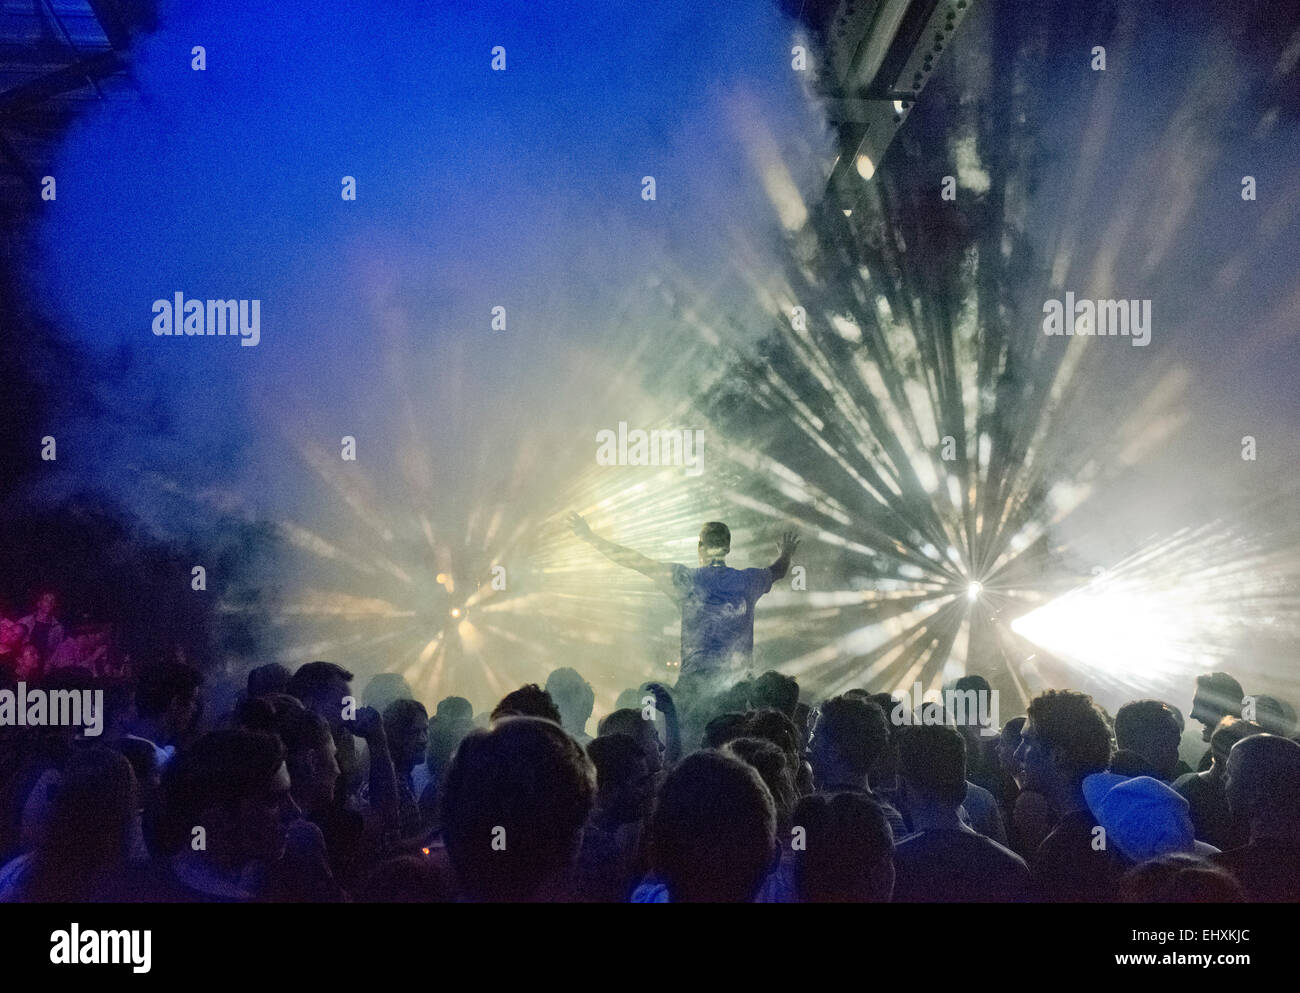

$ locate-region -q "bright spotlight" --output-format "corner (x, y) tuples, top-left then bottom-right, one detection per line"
(1011, 584), (1179, 677)
(966, 581), (982, 601)
(449, 607), (462, 619)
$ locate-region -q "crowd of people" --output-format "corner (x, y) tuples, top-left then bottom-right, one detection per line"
(1, 588), (1299, 903)
(0, 592), (125, 681)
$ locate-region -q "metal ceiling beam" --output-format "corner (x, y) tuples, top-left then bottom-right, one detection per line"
(819, 0), (978, 209)
(84, 0), (133, 50)
(0, 50), (122, 119)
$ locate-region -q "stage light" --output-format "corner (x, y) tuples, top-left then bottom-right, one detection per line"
(966, 581), (982, 601)
(1005, 525), (1298, 709)
(1010, 579), (1188, 680)
(449, 607), (462, 619)
(436, 573), (447, 584)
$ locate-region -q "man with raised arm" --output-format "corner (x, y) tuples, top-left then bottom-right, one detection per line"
(567, 513), (798, 681)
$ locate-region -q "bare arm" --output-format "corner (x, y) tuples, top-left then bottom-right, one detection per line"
(567, 512), (675, 586)
(644, 683), (682, 766)
(769, 530), (800, 581)
(352, 707), (400, 837)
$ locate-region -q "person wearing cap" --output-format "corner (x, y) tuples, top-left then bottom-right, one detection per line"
(1081, 772), (1220, 865)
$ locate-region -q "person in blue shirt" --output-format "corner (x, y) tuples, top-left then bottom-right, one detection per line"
(567, 513), (798, 679)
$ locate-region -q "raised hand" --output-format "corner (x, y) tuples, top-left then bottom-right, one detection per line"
(351, 705), (385, 742)
(566, 511), (593, 540)
(777, 531), (801, 558)
(643, 681), (675, 712)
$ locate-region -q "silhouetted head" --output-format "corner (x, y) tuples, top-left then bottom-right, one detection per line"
(697, 521), (731, 565)
(1016, 690), (1112, 798)
(362, 672), (414, 713)
(725, 736), (797, 830)
(862, 693), (904, 778)
(28, 744), (136, 901)
(287, 661), (354, 730)
(1114, 699), (1182, 780)
(652, 750), (776, 902)
(897, 723), (968, 808)
(435, 695), (473, 722)
(947, 674), (992, 725)
(491, 684), (562, 725)
(160, 729), (295, 869)
(1224, 733), (1300, 835)
(751, 670), (799, 717)
(1251, 695), (1297, 737)
(997, 716), (1026, 776)
(586, 733), (653, 824)
(808, 695), (890, 790)
(383, 698), (429, 773)
(792, 791), (894, 902)
(268, 697), (339, 816)
(1191, 672), (1243, 740)
(952, 674), (992, 695)
(744, 709), (801, 766)
(614, 687), (643, 711)
(597, 707), (664, 774)
(442, 717), (595, 901)
(702, 711), (750, 750)
(426, 714), (475, 773)
(1208, 715), (1262, 770)
(546, 667), (595, 736)
(1120, 853), (1245, 903)
(246, 662), (291, 699)
(135, 660), (203, 744)
(713, 677), (753, 714)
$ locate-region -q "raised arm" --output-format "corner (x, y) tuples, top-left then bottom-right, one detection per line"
(769, 530), (800, 581)
(351, 706), (400, 839)
(567, 512), (675, 585)
(643, 682), (682, 766)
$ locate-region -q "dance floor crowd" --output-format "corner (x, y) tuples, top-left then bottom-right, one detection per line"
(1, 590), (1298, 903)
